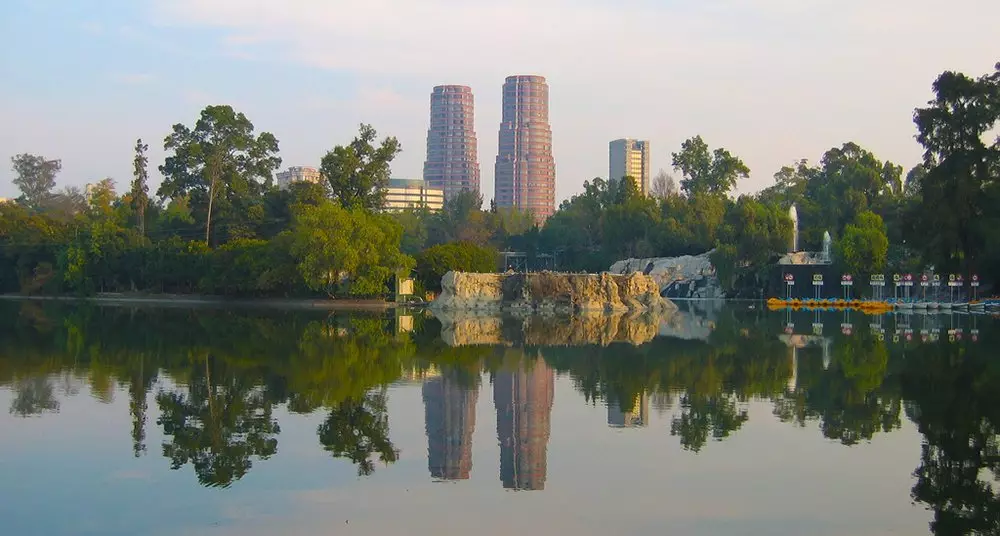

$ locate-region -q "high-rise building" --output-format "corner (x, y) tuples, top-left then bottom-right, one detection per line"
(494, 75), (556, 224)
(275, 166), (323, 189)
(494, 355), (554, 491)
(383, 178), (445, 212)
(609, 139), (651, 195)
(422, 373), (479, 480)
(424, 85), (480, 201)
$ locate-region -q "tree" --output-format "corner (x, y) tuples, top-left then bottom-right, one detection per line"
(10, 154), (61, 209)
(415, 241), (496, 291)
(288, 200), (414, 297)
(427, 189), (493, 247)
(131, 138), (149, 236)
(86, 178), (117, 219)
(650, 169), (677, 199)
(671, 136), (749, 197)
(913, 63), (1000, 274)
(321, 124), (401, 211)
(45, 186), (88, 221)
(158, 105), (281, 245)
(837, 211), (889, 274)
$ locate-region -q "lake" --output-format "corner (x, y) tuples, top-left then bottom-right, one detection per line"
(0, 300), (996, 535)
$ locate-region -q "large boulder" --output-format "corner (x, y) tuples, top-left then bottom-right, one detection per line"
(609, 251), (724, 299)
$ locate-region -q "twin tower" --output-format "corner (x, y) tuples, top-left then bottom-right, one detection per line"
(423, 76), (555, 223)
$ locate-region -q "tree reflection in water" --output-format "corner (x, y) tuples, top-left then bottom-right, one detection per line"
(0, 300), (999, 534)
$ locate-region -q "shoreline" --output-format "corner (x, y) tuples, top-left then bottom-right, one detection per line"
(0, 293), (418, 311)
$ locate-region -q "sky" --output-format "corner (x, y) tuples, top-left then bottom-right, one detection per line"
(1, 0), (998, 203)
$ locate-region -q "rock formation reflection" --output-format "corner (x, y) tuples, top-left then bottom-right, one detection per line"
(434, 311), (665, 347)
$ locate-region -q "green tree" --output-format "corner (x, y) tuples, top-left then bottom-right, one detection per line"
(158, 105), (281, 245)
(837, 211), (889, 275)
(10, 153), (61, 209)
(671, 136), (749, 197)
(131, 138), (150, 236)
(428, 190), (494, 247)
(289, 201), (414, 297)
(913, 63), (1000, 274)
(86, 178), (117, 220)
(321, 123), (401, 211)
(415, 241), (496, 291)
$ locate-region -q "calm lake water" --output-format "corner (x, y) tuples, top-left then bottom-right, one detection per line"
(1, 300), (997, 535)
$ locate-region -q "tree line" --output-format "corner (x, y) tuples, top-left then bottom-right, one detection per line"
(4, 63), (998, 297)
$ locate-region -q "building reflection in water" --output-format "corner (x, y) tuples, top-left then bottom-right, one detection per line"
(493, 355), (555, 491)
(422, 373), (478, 480)
(608, 392), (649, 428)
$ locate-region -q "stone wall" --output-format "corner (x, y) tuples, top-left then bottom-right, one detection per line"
(430, 271), (674, 314)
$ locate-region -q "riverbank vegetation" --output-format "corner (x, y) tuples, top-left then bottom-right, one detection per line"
(2, 64), (998, 297)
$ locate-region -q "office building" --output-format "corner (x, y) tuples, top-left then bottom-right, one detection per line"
(609, 139), (651, 195)
(275, 166), (322, 189)
(422, 373), (479, 480)
(494, 355), (554, 491)
(494, 75), (556, 224)
(383, 178), (445, 212)
(424, 85), (480, 201)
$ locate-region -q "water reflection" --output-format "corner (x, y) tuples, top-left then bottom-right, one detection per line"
(0, 301), (998, 533)
(494, 356), (554, 491)
(422, 371), (478, 480)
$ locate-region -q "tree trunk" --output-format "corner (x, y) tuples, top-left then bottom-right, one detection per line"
(205, 174), (216, 246)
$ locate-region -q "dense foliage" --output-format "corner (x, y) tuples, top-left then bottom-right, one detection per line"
(415, 241), (497, 291)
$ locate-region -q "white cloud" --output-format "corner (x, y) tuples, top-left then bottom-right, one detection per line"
(146, 0), (1000, 200)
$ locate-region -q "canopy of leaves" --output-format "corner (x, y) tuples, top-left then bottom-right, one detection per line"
(671, 135), (749, 197)
(158, 105), (281, 245)
(416, 241), (497, 291)
(288, 200), (414, 297)
(321, 123), (401, 211)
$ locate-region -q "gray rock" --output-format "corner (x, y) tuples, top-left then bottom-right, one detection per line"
(609, 251), (724, 299)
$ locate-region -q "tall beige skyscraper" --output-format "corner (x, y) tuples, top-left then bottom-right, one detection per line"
(494, 75), (555, 224)
(424, 85), (480, 201)
(609, 139), (651, 195)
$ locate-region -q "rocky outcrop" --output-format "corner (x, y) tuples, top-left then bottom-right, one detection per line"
(431, 271), (673, 314)
(433, 310), (665, 347)
(609, 251), (724, 299)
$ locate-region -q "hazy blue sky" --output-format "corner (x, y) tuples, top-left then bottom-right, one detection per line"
(1, 0), (997, 202)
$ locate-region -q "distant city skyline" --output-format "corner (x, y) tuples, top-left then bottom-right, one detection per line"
(3, 1), (997, 206)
